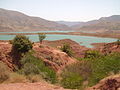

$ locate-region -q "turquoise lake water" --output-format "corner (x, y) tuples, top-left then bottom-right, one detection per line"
(0, 34), (117, 48)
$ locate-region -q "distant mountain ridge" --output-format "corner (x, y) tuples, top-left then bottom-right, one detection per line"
(56, 21), (82, 27)
(0, 8), (70, 32)
(57, 15), (120, 32)
(71, 15), (120, 31)
(0, 8), (120, 32)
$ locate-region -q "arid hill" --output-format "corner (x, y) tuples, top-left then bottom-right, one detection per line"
(0, 8), (120, 33)
(43, 39), (89, 58)
(56, 21), (82, 27)
(94, 42), (120, 54)
(0, 8), (70, 32)
(71, 15), (120, 32)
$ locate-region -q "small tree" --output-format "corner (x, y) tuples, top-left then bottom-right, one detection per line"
(12, 35), (33, 54)
(61, 43), (73, 57)
(38, 33), (46, 44)
(115, 38), (120, 45)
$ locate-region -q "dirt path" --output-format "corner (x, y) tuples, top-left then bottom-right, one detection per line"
(0, 82), (69, 90)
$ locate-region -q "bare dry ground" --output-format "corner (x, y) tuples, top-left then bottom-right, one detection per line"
(0, 82), (69, 90)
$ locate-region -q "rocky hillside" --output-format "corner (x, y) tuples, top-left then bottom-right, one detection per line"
(96, 42), (120, 55)
(72, 15), (120, 32)
(0, 41), (76, 72)
(0, 8), (70, 32)
(87, 74), (120, 90)
(33, 43), (76, 72)
(56, 21), (82, 27)
(1, 8), (120, 33)
(43, 39), (89, 58)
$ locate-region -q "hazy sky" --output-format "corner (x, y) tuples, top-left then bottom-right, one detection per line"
(0, 0), (120, 21)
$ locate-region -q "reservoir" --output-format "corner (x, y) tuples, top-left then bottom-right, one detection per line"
(0, 34), (117, 48)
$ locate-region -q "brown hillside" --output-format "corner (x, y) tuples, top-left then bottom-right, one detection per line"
(43, 39), (89, 58)
(96, 42), (120, 55)
(0, 8), (70, 32)
(0, 41), (76, 72)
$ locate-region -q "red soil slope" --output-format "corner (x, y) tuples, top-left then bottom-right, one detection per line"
(0, 41), (76, 72)
(96, 42), (120, 54)
(43, 39), (89, 58)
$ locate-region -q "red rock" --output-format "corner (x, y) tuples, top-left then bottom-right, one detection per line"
(87, 74), (120, 90)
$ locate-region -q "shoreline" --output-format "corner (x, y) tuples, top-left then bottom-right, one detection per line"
(0, 31), (120, 39)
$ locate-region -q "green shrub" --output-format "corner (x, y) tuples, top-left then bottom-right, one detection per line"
(89, 52), (120, 86)
(61, 43), (73, 57)
(61, 72), (83, 89)
(60, 60), (91, 89)
(19, 52), (57, 84)
(27, 75), (44, 83)
(61, 52), (120, 88)
(38, 33), (46, 44)
(115, 39), (120, 45)
(0, 61), (10, 83)
(12, 35), (33, 53)
(64, 61), (92, 80)
(85, 50), (102, 59)
(20, 63), (40, 75)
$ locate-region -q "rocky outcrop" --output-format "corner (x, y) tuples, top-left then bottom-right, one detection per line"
(97, 42), (120, 55)
(43, 39), (89, 58)
(87, 74), (120, 90)
(33, 43), (76, 72)
(0, 42), (15, 70)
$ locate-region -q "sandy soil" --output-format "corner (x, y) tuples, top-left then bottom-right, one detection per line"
(0, 82), (69, 90)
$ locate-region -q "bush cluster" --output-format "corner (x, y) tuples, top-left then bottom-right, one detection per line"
(61, 43), (73, 57)
(12, 35), (33, 53)
(89, 52), (120, 86)
(61, 71), (83, 89)
(115, 39), (120, 45)
(19, 52), (57, 84)
(60, 51), (120, 89)
(85, 50), (102, 59)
